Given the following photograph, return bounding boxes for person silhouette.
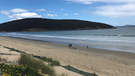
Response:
[68,43,70,47]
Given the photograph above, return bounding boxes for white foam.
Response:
[5,33,135,43]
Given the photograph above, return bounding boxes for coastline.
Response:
[0,36,135,76]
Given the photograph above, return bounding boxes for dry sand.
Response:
[0,46,20,63]
[0,36,135,76]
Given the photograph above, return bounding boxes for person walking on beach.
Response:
[68,43,70,47]
[71,44,72,48]
[87,46,88,49]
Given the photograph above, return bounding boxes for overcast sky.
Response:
[1,0,135,26]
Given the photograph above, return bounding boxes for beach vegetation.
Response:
[3,46,25,53]
[0,53,65,76]
[2,46,62,76]
[51,60,61,66]
[4,46,61,66]
[3,46,16,51]
[9,48,16,51]
[46,58,53,62]
[39,56,61,66]
[0,64,43,76]
[18,53,56,76]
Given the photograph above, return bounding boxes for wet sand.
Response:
[0,36,135,76]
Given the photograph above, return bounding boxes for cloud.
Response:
[64,14,68,16]
[36,8,46,11]
[55,14,58,16]
[83,1,92,4]
[95,3,135,18]
[17,17,23,20]
[10,8,28,13]
[0,10,10,15]
[0,8,43,21]
[66,0,92,4]
[8,12,42,19]
[65,0,135,4]
[45,14,58,17]
[74,13,79,15]
[46,14,54,17]
[67,2,71,4]
[9,17,23,21]
[49,11,55,13]
[61,8,64,11]
[0,8,28,15]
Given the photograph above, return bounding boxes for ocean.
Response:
[0,27,135,53]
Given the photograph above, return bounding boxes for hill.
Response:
[115,25,135,28]
[0,18,115,32]
[123,25,135,27]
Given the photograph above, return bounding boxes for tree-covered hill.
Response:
[0,18,115,32]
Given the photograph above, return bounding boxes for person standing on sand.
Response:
[87,46,88,49]
[71,44,72,48]
[68,43,70,47]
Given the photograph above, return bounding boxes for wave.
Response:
[4,33,135,43]
[94,34,135,37]
[7,33,135,37]
[5,33,87,40]
[62,34,135,37]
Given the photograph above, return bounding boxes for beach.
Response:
[0,36,135,76]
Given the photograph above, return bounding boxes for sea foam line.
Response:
[5,33,135,43]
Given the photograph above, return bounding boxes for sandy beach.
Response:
[0,36,135,76]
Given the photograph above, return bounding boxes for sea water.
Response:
[0,27,135,53]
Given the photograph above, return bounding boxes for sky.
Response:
[0,0,135,26]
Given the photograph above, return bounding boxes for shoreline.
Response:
[0,36,135,76]
[2,36,135,60]
[3,36,135,54]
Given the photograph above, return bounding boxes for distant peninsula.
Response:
[0,18,115,32]
[115,25,135,28]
